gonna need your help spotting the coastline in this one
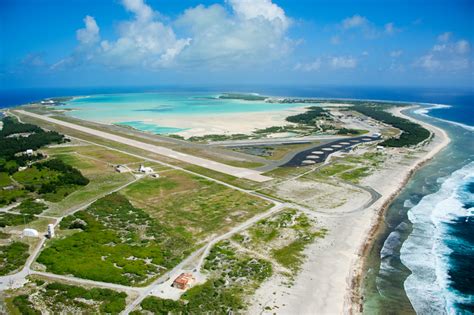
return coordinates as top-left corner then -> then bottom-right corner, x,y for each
346,106 -> 451,314
246,105 -> 451,315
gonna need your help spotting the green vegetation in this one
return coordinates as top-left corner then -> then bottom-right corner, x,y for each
139,240 -> 272,314
218,93 -> 268,101
0,242 -> 29,275
121,171 -> 272,240
12,158 -> 89,202
0,212 -> 36,227
352,105 -> 430,147
337,128 -> 368,135
339,167 -> 370,182
10,281 -> 127,314
0,172 -> 12,187
0,117 -> 89,206
37,193 -> 193,286
286,106 -> 329,126
188,133 -> 250,142
0,187 -> 27,206
42,145 -> 137,216
308,152 -> 385,183
12,295 -> 40,315
13,198 -> 47,215
0,117 -> 65,172
234,210 -> 327,276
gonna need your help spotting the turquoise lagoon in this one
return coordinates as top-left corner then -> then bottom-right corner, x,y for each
62,92 -> 305,134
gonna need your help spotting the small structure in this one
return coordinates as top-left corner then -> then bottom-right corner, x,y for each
47,224 -> 55,239
172,273 -> 195,290
25,149 -> 34,156
23,228 -> 39,238
376,145 -> 385,151
139,165 -> 154,174
115,165 -> 130,173
151,173 -> 160,178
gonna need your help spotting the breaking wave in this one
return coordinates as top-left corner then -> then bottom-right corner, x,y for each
400,162 -> 474,314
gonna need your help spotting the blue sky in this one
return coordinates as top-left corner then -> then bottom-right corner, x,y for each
1,0 -> 473,88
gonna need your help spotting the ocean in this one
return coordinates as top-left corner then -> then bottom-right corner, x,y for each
362,105 -> 473,314
1,85 -> 473,313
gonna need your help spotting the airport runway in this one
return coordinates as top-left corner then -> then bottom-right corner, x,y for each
15,110 -> 273,182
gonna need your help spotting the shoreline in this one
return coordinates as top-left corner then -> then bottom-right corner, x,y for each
245,105 -> 451,315
346,106 -> 451,314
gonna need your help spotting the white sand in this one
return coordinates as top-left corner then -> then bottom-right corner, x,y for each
247,106 -> 450,315
142,108 -> 306,138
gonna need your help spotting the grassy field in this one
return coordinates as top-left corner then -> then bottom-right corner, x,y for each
41,145 -> 138,216
6,280 -> 127,314
0,188 -> 27,206
0,241 -> 29,275
0,172 -> 12,187
121,170 -> 272,242
37,193 -> 193,286
304,152 -> 385,184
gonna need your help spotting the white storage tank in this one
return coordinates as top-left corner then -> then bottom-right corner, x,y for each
23,228 -> 39,237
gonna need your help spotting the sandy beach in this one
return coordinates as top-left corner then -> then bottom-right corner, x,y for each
247,106 -> 451,315
157,107 -> 306,138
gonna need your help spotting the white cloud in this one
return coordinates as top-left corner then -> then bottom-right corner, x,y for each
437,32 -> 452,42
384,22 -> 399,35
229,0 -> 289,31
122,0 -> 153,21
342,15 -> 368,29
56,0 -> 293,70
21,53 -> 46,67
416,35 -> 471,72
455,40 -> 470,54
175,0 -> 292,68
415,54 -> 441,71
76,16 -> 100,45
294,56 -> 358,71
330,56 -> 357,69
97,0 -> 190,68
330,35 -> 340,45
294,59 -> 321,72
390,50 -> 403,58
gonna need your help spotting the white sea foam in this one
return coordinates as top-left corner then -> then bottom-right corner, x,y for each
414,104 -> 474,132
401,162 -> 474,314
403,199 -> 415,208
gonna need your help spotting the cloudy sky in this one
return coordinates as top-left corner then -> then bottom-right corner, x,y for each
1,0 -> 473,88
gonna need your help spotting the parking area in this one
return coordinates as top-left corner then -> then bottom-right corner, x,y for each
283,135 -> 382,167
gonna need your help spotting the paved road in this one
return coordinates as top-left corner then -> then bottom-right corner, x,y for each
16,110 -> 272,183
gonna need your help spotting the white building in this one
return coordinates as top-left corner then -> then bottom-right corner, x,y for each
23,228 -> 39,238
47,224 -> 55,238
139,165 -> 154,174
25,149 -> 34,156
